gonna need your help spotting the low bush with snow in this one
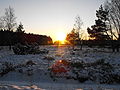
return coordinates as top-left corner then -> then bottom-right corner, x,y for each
13,44 -> 49,55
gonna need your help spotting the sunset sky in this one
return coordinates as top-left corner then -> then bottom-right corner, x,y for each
0,0 -> 106,41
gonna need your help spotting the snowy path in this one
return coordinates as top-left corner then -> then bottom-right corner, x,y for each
0,81 -> 120,90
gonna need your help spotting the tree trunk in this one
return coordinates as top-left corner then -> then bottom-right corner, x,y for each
80,40 -> 83,50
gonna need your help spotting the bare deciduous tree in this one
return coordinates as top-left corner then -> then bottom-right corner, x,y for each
74,15 -> 84,50
66,15 -> 84,50
0,6 -> 17,50
74,15 -> 83,40
3,6 -> 17,31
104,0 -> 120,40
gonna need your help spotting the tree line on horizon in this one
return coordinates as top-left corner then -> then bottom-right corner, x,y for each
0,6 -> 53,47
0,30 -> 53,46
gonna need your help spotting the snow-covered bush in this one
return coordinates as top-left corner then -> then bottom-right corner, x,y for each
49,60 -> 71,79
13,43 -> 49,55
15,60 -> 37,76
112,74 -> 120,83
68,59 -> 118,84
70,61 -> 89,83
87,59 -> 114,84
0,62 -> 15,77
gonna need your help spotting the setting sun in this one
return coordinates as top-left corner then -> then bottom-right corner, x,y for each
56,32 -> 66,43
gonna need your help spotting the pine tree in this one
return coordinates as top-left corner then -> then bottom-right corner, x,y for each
87,5 -> 110,40
16,22 -> 24,33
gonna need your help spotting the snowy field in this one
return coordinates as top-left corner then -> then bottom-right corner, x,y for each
0,45 -> 120,90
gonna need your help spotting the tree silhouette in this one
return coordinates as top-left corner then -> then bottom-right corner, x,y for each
87,5 -> 110,40
3,6 -> 17,31
0,6 -> 17,50
104,0 -> 120,40
66,16 -> 83,49
66,28 -> 78,42
104,0 -> 120,52
66,28 -> 79,49
16,22 -> 25,33
74,16 -> 83,38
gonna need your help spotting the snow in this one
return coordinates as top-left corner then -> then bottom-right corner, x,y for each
0,81 -> 120,90
0,45 -> 120,90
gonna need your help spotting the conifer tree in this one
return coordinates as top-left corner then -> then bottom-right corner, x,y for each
87,5 -> 110,40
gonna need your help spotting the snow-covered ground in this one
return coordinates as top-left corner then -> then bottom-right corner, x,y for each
0,81 -> 120,90
0,45 -> 120,90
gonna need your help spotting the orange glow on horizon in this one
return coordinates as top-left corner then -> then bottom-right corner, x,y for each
56,32 -> 66,44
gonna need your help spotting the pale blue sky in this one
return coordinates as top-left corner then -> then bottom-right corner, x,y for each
0,0 -> 106,41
